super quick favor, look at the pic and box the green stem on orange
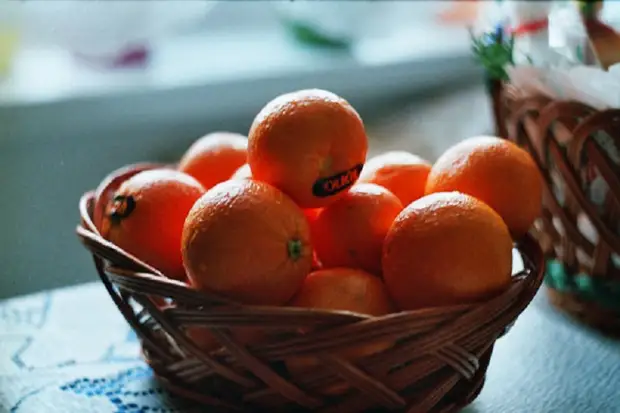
[288,239,304,261]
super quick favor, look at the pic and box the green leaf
[470,28,514,81]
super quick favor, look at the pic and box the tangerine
[248,89,368,208]
[101,169,205,281]
[358,151,431,207]
[425,136,542,238]
[287,267,394,394]
[290,267,394,316]
[182,179,312,305]
[92,163,163,233]
[382,192,513,310]
[311,183,403,275]
[178,132,248,190]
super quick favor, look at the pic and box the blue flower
[471,23,514,81]
[481,24,505,46]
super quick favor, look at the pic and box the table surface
[1,281,619,413]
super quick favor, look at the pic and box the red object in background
[74,44,150,69]
[509,18,549,37]
[113,45,149,67]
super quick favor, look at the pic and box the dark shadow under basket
[77,180,543,413]
[495,83,620,336]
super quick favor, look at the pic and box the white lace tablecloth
[1,282,620,413]
[0,283,203,413]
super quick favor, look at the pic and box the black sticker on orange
[312,164,363,197]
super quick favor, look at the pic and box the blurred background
[0,0,492,298]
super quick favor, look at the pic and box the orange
[287,268,395,394]
[92,163,164,232]
[382,192,513,310]
[311,183,403,275]
[231,163,252,180]
[178,132,248,190]
[289,267,394,317]
[425,136,542,238]
[182,179,312,305]
[358,151,431,207]
[248,89,368,208]
[100,169,205,281]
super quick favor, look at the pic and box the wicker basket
[495,82,620,335]
[76,164,544,413]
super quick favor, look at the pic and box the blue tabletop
[1,283,619,413]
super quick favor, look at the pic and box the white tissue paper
[507,63,620,110]
[505,1,620,110]
[503,0,558,66]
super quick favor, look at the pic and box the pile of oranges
[92,89,542,365]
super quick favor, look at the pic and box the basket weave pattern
[499,86,620,334]
[77,169,543,412]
